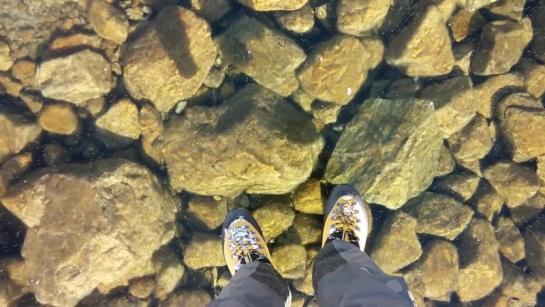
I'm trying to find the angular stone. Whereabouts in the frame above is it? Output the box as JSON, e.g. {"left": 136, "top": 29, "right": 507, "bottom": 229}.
{"left": 237, "top": 0, "right": 308, "bottom": 11}
{"left": 217, "top": 16, "right": 305, "bottom": 97}
{"left": 183, "top": 234, "right": 225, "bottom": 270}
{"left": 510, "top": 192, "right": 545, "bottom": 226}
{"left": 38, "top": 103, "right": 79, "bottom": 135}
{"left": 336, "top": 0, "right": 392, "bottom": 35}
{"left": 155, "top": 84, "right": 323, "bottom": 196}
{"left": 0, "top": 153, "right": 33, "bottom": 198}
{"left": 483, "top": 161, "right": 539, "bottom": 208}
{"left": 185, "top": 196, "right": 227, "bottom": 230}
{"left": 385, "top": 5, "right": 454, "bottom": 77}
{"left": 500, "top": 103, "right": 545, "bottom": 162}
{"left": 520, "top": 59, "right": 545, "bottom": 98}
{"left": 49, "top": 33, "right": 102, "bottom": 51}
{"left": 36, "top": 50, "right": 113, "bottom": 106}
{"left": 160, "top": 289, "right": 211, "bottom": 307}
{"left": 0, "top": 73, "right": 22, "bottom": 97}
{"left": 499, "top": 261, "right": 542, "bottom": 307}
{"left": 293, "top": 248, "right": 318, "bottom": 296}
{"left": 459, "top": 159, "right": 483, "bottom": 176}
{"left": 275, "top": 4, "right": 314, "bottom": 34}
{"left": 457, "top": 219, "right": 502, "bottom": 302}
{"left": 447, "top": 115, "right": 495, "bottom": 163}
{"left": 404, "top": 240, "right": 459, "bottom": 300}
{"left": 253, "top": 201, "right": 295, "bottom": 240}
{"left": 471, "top": 18, "right": 533, "bottom": 76}
{"left": 311, "top": 101, "right": 343, "bottom": 128}
{"left": 0, "top": 159, "right": 178, "bottom": 307}
{"left": 524, "top": 218, "right": 545, "bottom": 283}
{"left": 0, "top": 40, "right": 13, "bottom": 71}
{"left": 123, "top": 6, "right": 216, "bottom": 112}
{"left": 474, "top": 184, "right": 504, "bottom": 222}
{"left": 448, "top": 9, "right": 486, "bottom": 42}
{"left": 436, "top": 173, "right": 480, "bottom": 202}
{"left": 495, "top": 217, "right": 525, "bottom": 263}
{"left": 153, "top": 247, "right": 186, "bottom": 300}
{"left": 475, "top": 73, "right": 524, "bottom": 119}
{"left": 0, "top": 279, "right": 25, "bottom": 307}
{"left": 437, "top": 145, "right": 455, "bottom": 177}
{"left": 88, "top": 0, "right": 129, "bottom": 44}
{"left": 271, "top": 244, "right": 306, "bottom": 279}
{"left": 96, "top": 98, "right": 141, "bottom": 148}
{"left": 287, "top": 214, "right": 322, "bottom": 245}
{"left": 530, "top": 0, "right": 545, "bottom": 62}
{"left": 190, "top": 0, "right": 231, "bottom": 23}
{"left": 485, "top": 0, "right": 525, "bottom": 20}
{"left": 0, "top": 111, "right": 41, "bottom": 164}
{"left": 292, "top": 179, "right": 323, "bottom": 214}
{"left": 453, "top": 43, "right": 474, "bottom": 75}
{"left": 11, "top": 60, "right": 36, "bottom": 86}
{"left": 414, "top": 192, "right": 474, "bottom": 240}
{"left": 419, "top": 76, "right": 475, "bottom": 138}
{"left": 497, "top": 93, "right": 542, "bottom": 124}
{"left": 459, "top": 0, "right": 499, "bottom": 11}
{"left": 298, "top": 35, "right": 380, "bottom": 105}
{"left": 139, "top": 104, "right": 163, "bottom": 143}
{"left": 325, "top": 98, "right": 443, "bottom": 209}
{"left": 371, "top": 212, "right": 422, "bottom": 274}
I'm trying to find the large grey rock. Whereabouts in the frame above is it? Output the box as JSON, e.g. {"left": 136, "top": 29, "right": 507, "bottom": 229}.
{"left": 0, "top": 111, "right": 41, "bottom": 164}
{"left": 325, "top": 98, "right": 443, "bottom": 209}
{"left": 0, "top": 159, "right": 179, "bottom": 307}
{"left": 483, "top": 161, "right": 539, "bottom": 208}
{"left": 336, "top": 0, "right": 392, "bottom": 35}
{"left": 155, "top": 84, "right": 323, "bottom": 196}
{"left": 122, "top": 6, "right": 216, "bottom": 112}
{"left": 36, "top": 50, "right": 113, "bottom": 106}
{"left": 216, "top": 16, "right": 306, "bottom": 97}
{"left": 457, "top": 219, "right": 503, "bottom": 302}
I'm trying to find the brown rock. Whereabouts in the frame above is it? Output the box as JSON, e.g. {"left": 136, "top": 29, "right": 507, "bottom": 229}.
{"left": 287, "top": 214, "right": 322, "bottom": 245}
{"left": 413, "top": 192, "right": 474, "bottom": 240}
{"left": 471, "top": 18, "right": 533, "bottom": 76}
{"left": 453, "top": 42, "right": 474, "bottom": 75}
{"left": 96, "top": 98, "right": 141, "bottom": 148}
{"left": 336, "top": 0, "right": 392, "bottom": 35}
{"left": 485, "top": 0, "right": 525, "bottom": 20}
{"left": 38, "top": 103, "right": 79, "bottom": 135}
{"left": 292, "top": 180, "right": 323, "bottom": 215}
{"left": 524, "top": 218, "right": 545, "bottom": 283}
{"left": 437, "top": 145, "right": 456, "bottom": 177}
{"left": 0, "top": 153, "right": 33, "bottom": 198}
{"left": 183, "top": 234, "right": 225, "bottom": 269}
{"left": 88, "top": 0, "right": 129, "bottom": 44}
{"left": 385, "top": 5, "right": 454, "bottom": 77}
{"left": 271, "top": 244, "right": 307, "bottom": 279}
{"left": 139, "top": 104, "right": 163, "bottom": 143}
{"left": 448, "top": 9, "right": 486, "bottom": 42}
{"left": 0, "top": 111, "right": 41, "bottom": 164}
{"left": 36, "top": 50, "right": 113, "bottom": 106}
{"left": 530, "top": 0, "right": 545, "bottom": 62}
{"left": 123, "top": 6, "right": 216, "bottom": 112}
{"left": 42, "top": 144, "right": 69, "bottom": 167}
{"left": 404, "top": 240, "right": 459, "bottom": 300}
{"left": 160, "top": 289, "right": 211, "bottom": 307}
{"left": 495, "top": 217, "right": 525, "bottom": 263}
{"left": 436, "top": 173, "right": 481, "bottom": 202}
{"left": 371, "top": 212, "right": 422, "bottom": 274}
{"left": 483, "top": 161, "right": 539, "bottom": 208}
{"left": 253, "top": 201, "right": 295, "bottom": 240}
{"left": 0, "top": 159, "right": 179, "bottom": 307}
{"left": 217, "top": 16, "right": 305, "bottom": 97}
{"left": 129, "top": 276, "right": 155, "bottom": 299}
{"left": 11, "top": 60, "right": 36, "bottom": 85}
{"left": 275, "top": 4, "right": 315, "bottom": 34}
{"left": 447, "top": 115, "right": 495, "bottom": 163}
{"left": 499, "top": 261, "right": 542, "bottom": 307}
{"left": 153, "top": 247, "right": 186, "bottom": 299}
{"left": 20, "top": 91, "right": 44, "bottom": 114}
{"left": 0, "top": 72, "right": 23, "bottom": 97}
{"left": 459, "top": 0, "right": 499, "bottom": 11}
{"left": 457, "top": 219, "right": 503, "bottom": 302}
{"left": 237, "top": 0, "right": 308, "bottom": 11}
{"left": 190, "top": 0, "right": 231, "bottom": 23}
{"left": 520, "top": 59, "right": 545, "bottom": 99}
{"left": 298, "top": 35, "right": 381, "bottom": 105}
{"left": 0, "top": 40, "right": 13, "bottom": 71}
{"left": 49, "top": 33, "right": 102, "bottom": 51}
{"left": 510, "top": 192, "right": 545, "bottom": 226}
{"left": 474, "top": 184, "right": 504, "bottom": 222}
{"left": 155, "top": 84, "right": 323, "bottom": 196}
{"left": 475, "top": 73, "right": 525, "bottom": 119}
{"left": 185, "top": 196, "right": 227, "bottom": 230}
{"left": 293, "top": 248, "right": 318, "bottom": 296}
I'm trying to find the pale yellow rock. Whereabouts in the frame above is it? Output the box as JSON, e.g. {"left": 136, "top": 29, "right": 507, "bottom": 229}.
{"left": 520, "top": 59, "right": 545, "bottom": 98}
{"left": 447, "top": 114, "right": 495, "bottom": 163}
{"left": 190, "top": 0, "right": 231, "bottom": 23}
{"left": 436, "top": 172, "right": 481, "bottom": 201}
{"left": 183, "top": 234, "right": 225, "bottom": 269}
{"left": 11, "top": 59, "right": 36, "bottom": 85}
{"left": 460, "top": 0, "right": 499, "bottom": 11}
{"left": 271, "top": 244, "right": 307, "bottom": 279}
{"left": 237, "top": 0, "right": 308, "bottom": 11}
{"left": 437, "top": 145, "right": 455, "bottom": 177}
{"left": 139, "top": 104, "right": 163, "bottom": 143}
{"left": 123, "top": 6, "right": 216, "bottom": 112}
{"left": 20, "top": 91, "right": 43, "bottom": 114}
{"left": 0, "top": 40, "right": 13, "bottom": 71}
{"left": 217, "top": 16, "right": 306, "bottom": 97}
{"left": 96, "top": 98, "right": 141, "bottom": 148}
{"left": 385, "top": 5, "right": 454, "bottom": 77}
{"left": 275, "top": 4, "right": 314, "bottom": 34}
{"left": 495, "top": 217, "right": 525, "bottom": 263}
{"left": 293, "top": 248, "right": 318, "bottom": 296}
{"left": 486, "top": 0, "right": 525, "bottom": 20}
{"left": 474, "top": 73, "right": 524, "bottom": 119}
{"left": 510, "top": 192, "right": 545, "bottom": 226}
{"left": 289, "top": 214, "right": 321, "bottom": 245}
{"left": 38, "top": 103, "right": 79, "bottom": 135}
{"left": 453, "top": 42, "right": 473, "bottom": 75}
{"left": 292, "top": 179, "right": 323, "bottom": 214}
{"left": 298, "top": 35, "right": 378, "bottom": 105}
{"left": 0, "top": 111, "right": 41, "bottom": 164}
{"left": 336, "top": 0, "right": 393, "bottom": 35}
{"left": 484, "top": 161, "right": 539, "bottom": 208}
{"left": 253, "top": 201, "right": 295, "bottom": 240}
{"left": 129, "top": 276, "right": 155, "bottom": 299}
{"left": 49, "top": 33, "right": 102, "bottom": 51}
{"left": 85, "top": 97, "right": 106, "bottom": 117}
{"left": 185, "top": 196, "right": 227, "bottom": 230}
{"left": 88, "top": 0, "right": 129, "bottom": 44}
{"left": 0, "top": 72, "right": 22, "bottom": 97}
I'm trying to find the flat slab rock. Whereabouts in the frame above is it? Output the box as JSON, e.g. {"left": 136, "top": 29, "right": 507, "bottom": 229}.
{"left": 0, "top": 159, "right": 179, "bottom": 307}
{"left": 155, "top": 84, "right": 324, "bottom": 196}
{"left": 325, "top": 98, "right": 443, "bottom": 209}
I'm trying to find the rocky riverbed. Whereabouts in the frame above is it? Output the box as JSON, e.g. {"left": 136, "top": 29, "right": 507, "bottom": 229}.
{"left": 1, "top": 0, "right": 545, "bottom": 306}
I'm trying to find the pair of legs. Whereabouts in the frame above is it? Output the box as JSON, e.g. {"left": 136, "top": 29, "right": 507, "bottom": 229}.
{"left": 209, "top": 185, "right": 415, "bottom": 307}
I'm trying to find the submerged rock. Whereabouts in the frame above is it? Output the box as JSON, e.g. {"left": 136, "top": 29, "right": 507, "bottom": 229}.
{"left": 520, "top": 59, "right": 545, "bottom": 99}
{"left": 457, "top": 219, "right": 502, "bottom": 302}
{"left": 530, "top": 0, "right": 545, "bottom": 62}
{"left": 325, "top": 98, "right": 442, "bottom": 209}
{"left": 237, "top": 0, "right": 308, "bottom": 11}
{"left": 495, "top": 217, "right": 525, "bottom": 263}
{"left": 447, "top": 115, "right": 495, "bottom": 163}
{"left": 336, "top": 0, "right": 392, "bottom": 35}
{"left": 500, "top": 261, "right": 542, "bottom": 307}
{"left": 190, "top": 0, "right": 231, "bottom": 23}
{"left": 38, "top": 103, "right": 79, "bottom": 135}
{"left": 474, "top": 185, "right": 504, "bottom": 222}
{"left": 253, "top": 201, "right": 295, "bottom": 240}
{"left": 385, "top": 4, "right": 454, "bottom": 77}
{"left": 88, "top": 0, "right": 129, "bottom": 44}
{"left": 0, "top": 159, "right": 179, "bottom": 307}
{"left": 0, "top": 153, "right": 32, "bottom": 198}
{"left": 122, "top": 6, "right": 216, "bottom": 112}
{"left": 36, "top": 50, "right": 113, "bottom": 106}
{"left": 275, "top": 5, "right": 315, "bottom": 34}
{"left": 297, "top": 35, "right": 381, "bottom": 105}
{"left": 474, "top": 73, "right": 524, "bottom": 119}
{"left": 483, "top": 161, "right": 539, "bottom": 208}
{"left": 471, "top": 18, "right": 533, "bottom": 75}
{"left": 436, "top": 173, "right": 480, "bottom": 202}
{"left": 0, "top": 111, "right": 41, "bottom": 164}
{"left": 95, "top": 98, "right": 141, "bottom": 148}
{"left": 183, "top": 234, "right": 225, "bottom": 270}
{"left": 155, "top": 84, "right": 323, "bottom": 196}
{"left": 271, "top": 244, "right": 307, "bottom": 279}
{"left": 185, "top": 196, "right": 227, "bottom": 230}
{"left": 292, "top": 179, "right": 323, "bottom": 215}
{"left": 404, "top": 240, "right": 459, "bottom": 300}
{"left": 217, "top": 16, "right": 306, "bottom": 97}
{"left": 0, "top": 40, "right": 13, "bottom": 71}
{"left": 524, "top": 218, "right": 545, "bottom": 283}
{"left": 371, "top": 212, "right": 422, "bottom": 274}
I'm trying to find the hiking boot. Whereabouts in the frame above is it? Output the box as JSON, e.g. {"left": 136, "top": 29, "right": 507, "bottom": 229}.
{"left": 322, "top": 185, "right": 370, "bottom": 251}
{"left": 222, "top": 208, "right": 272, "bottom": 275}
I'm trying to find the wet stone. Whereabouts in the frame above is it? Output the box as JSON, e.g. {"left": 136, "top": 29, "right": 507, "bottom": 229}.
{"left": 292, "top": 179, "right": 323, "bottom": 215}
{"left": 155, "top": 84, "right": 323, "bottom": 197}
{"left": 190, "top": 0, "right": 231, "bottom": 23}
{"left": 483, "top": 161, "right": 539, "bottom": 208}
{"left": 485, "top": 0, "right": 525, "bottom": 20}
{"left": 403, "top": 240, "right": 459, "bottom": 300}
{"left": 48, "top": 33, "right": 102, "bottom": 52}
{"left": 237, "top": 0, "right": 308, "bottom": 11}
{"left": 0, "top": 40, "right": 13, "bottom": 71}
{"left": 457, "top": 219, "right": 502, "bottom": 302}
{"left": 436, "top": 173, "right": 480, "bottom": 202}
{"left": 253, "top": 201, "right": 295, "bottom": 240}
{"left": 297, "top": 35, "right": 381, "bottom": 105}
{"left": 510, "top": 192, "right": 545, "bottom": 226}
{"left": 129, "top": 276, "right": 155, "bottom": 299}
{"left": 271, "top": 244, "right": 307, "bottom": 279}
{"left": 336, "top": 0, "right": 393, "bottom": 36}
{"left": 524, "top": 218, "right": 545, "bottom": 283}
{"left": 160, "top": 289, "right": 212, "bottom": 307}
{"left": 0, "top": 111, "right": 41, "bottom": 164}
{"left": 185, "top": 196, "right": 227, "bottom": 230}
{"left": 325, "top": 98, "right": 443, "bottom": 210}
{"left": 459, "top": 0, "right": 499, "bottom": 11}
{"left": 385, "top": 4, "right": 454, "bottom": 77}
{"left": 95, "top": 98, "right": 141, "bottom": 148}
{"left": 139, "top": 103, "right": 164, "bottom": 144}
{"left": 495, "top": 217, "right": 525, "bottom": 263}
{"left": 183, "top": 234, "right": 225, "bottom": 270}
{"left": 413, "top": 192, "right": 474, "bottom": 240}
{"left": 123, "top": 6, "right": 216, "bottom": 112}
{"left": 275, "top": 4, "right": 315, "bottom": 34}
{"left": 499, "top": 261, "right": 542, "bottom": 307}
{"left": 474, "top": 73, "right": 524, "bottom": 119}
{"left": 530, "top": 0, "right": 545, "bottom": 62}
{"left": 520, "top": 59, "right": 545, "bottom": 98}
{"left": 217, "top": 16, "right": 306, "bottom": 97}
{"left": 471, "top": 18, "right": 533, "bottom": 76}
{"left": 11, "top": 60, "right": 36, "bottom": 86}
{"left": 474, "top": 185, "right": 504, "bottom": 222}
{"left": 448, "top": 9, "right": 486, "bottom": 42}
{"left": 36, "top": 50, "right": 113, "bottom": 106}
{"left": 88, "top": 0, "right": 129, "bottom": 44}
{"left": 293, "top": 248, "right": 318, "bottom": 296}
{"left": 436, "top": 145, "right": 456, "bottom": 177}
{"left": 153, "top": 247, "right": 186, "bottom": 300}
{"left": 38, "top": 103, "right": 79, "bottom": 135}
{"left": 0, "top": 153, "right": 33, "bottom": 198}
{"left": 447, "top": 115, "right": 495, "bottom": 163}
{"left": 370, "top": 212, "right": 422, "bottom": 274}
{"left": 287, "top": 213, "right": 322, "bottom": 245}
